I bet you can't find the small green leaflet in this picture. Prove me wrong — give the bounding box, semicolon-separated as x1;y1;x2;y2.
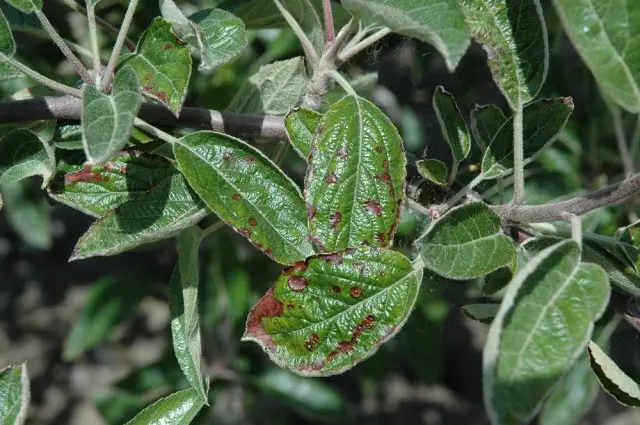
416;159;447;186
174;131;315;265
3;0;41;14
342;0;470;71
305;95;406;252
123;388;205;425
461;303;499;324
284;108;321;159
459;0;548;109
227;57;308;115
82;67;141;166
417;203;515;280
484;240;610;425
0;128;54;188
588;340;640;407
0;363;29;425
471;104;506;153
0;7;15;56
119;18;192;117
243;247;422;376
481;98;574;179
169;227;208;403
432;86;470;178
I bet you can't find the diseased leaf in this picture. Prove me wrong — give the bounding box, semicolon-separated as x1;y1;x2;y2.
0;128;54;188
305;95;406;252
481;98;574;179
243;247;423;376
417;203;515;280
588;340;640;407
471;104;506;152
82;67;141;165
174;131;314;265
461;303;499;324
416;159;447;186
119;18;191;117
170;227;207;402
63;275;150;361
0;7;15;56
227;57;308;115
284;108;321;159
459;0;548;109
123;388;204;425
553;0;640;113
484;240;610;425
2;180;51;249
432;87;471;177
4;0;41;14
342;0;470;71
0;363;29;425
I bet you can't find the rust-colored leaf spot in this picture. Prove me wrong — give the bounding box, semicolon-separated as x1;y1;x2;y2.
283;260;309;275
329;211;342;228
307;204;317;220
249;217;258;227
164;42;173;50
375;146;384;153
143;83;156;91
264;249;274;259
238;228;250;239
379;271;386;278
286;303;295;310
64;166;110;185
379;172;391;183
375;233;386;244
288;276;308;292
350;287;362;298
245;287;284;351
325;172;337;184
331;285;341;294
364;200;382;216
337;147;348;159
352;314;376;339
382;159;389;169
323;251;345;265
232;193;241;201
223;152;234;161
144;72;153;81
304;333;320;351
176;38;188;45
154;91;168;104
337;340;354;353
244;155;254;163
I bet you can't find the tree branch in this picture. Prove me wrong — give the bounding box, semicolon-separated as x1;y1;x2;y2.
0;96;287;139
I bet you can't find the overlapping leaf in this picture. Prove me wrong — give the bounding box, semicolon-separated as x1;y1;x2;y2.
4;0;41;14
342;0;470;71
459;0;548;109
416;159;447;186
82;67;141;165
243;247;423;376
305;95;406;252
2;181;51;249
417;203;515;280
119;18;191;116
0;7;15;56
174;131;314;265
588;340;640;407
471;104;506;152
461;303;499;324
0;363;29;425
0;128;54;188
484;240;610;425
284;108;321;159
124;388;205;425
432;86;471;177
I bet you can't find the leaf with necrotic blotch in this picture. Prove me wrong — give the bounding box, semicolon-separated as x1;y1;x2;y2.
243;246;422;376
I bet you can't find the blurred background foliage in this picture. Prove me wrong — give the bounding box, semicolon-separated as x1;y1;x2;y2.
1;0;640;424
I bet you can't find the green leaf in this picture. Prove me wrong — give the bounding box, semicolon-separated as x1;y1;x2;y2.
470;104;506;152
432;86;471;176
484;240;610;425
174;131;314;265
481;97;574;179
417;203;515;280
342;0;470;71
553;1;640;113
461;303;499;324
82;67;141;166
459;0;548;109
284;108;321;159
0;128;54;188
119;18;192;117
0;363;29;425
227;57;308;114
244;247;422;376
51;124;83;150
63;275;150;361
481;258;517;296
3;0;41;14
588;340;640;407
0;7;15;56
1;181;51;249
123;388;204;425
70;169;207;261
0;3;40;31
169;227;207;403
416;159;447;186
48;151;181;218
306;95;406;251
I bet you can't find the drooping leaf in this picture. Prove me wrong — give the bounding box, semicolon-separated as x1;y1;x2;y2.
416;159;448;186
119;18;191;117
169;227;207;402
174;131;314;265
305;95;406;252
471;104;506;152
0;363;29;425
484;240;610;425
243;247;423;376
459;0;548;109
553;0;640;113
284;108;322;159
481;97;574;179
123;388;205;425
70;168;207;261
432;86;471;175
82;67;141;165
588;340;640;407
227;57;308;115
342;0;470;71
0;128;54;188
461;303;499;324
63;275;150;361
0;7;15;56
1;180;51;249
3;0;41;14
417;203;515;280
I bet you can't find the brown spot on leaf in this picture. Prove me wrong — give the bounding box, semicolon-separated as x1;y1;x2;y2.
337;148;348;159
364;200;382;216
287;303;295;310
337;340;354;353
382;159;389;169
283;260;309;275
143;83;156;91
307;204;317;220
379;271;386;278
379;172;391;183
304;333;320;351
350;287;362;298
331;285;341;294
249;217;257;227
323;252;344;265
330;211;342;228
164;42;173;50
325;172;337;184
244;155;254;163
352;315;376;339
244;287;283;351
64;166;109;185
232;193;241;201
375;146;384;153
264;249;274;259
375;233;386;244
237;228;250;239
288;276;308;292
144;72;153;81
176;38;188;45
223;152;234;161
154;91;168;104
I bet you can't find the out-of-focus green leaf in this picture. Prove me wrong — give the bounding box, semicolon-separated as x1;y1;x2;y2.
0;363;29;425
284;108;321;159
461;303;499;324
93;391;146;425
416;159;447;186
4;0;41;14
1;180;51;249
123;388;204;425
471;104;506;152
0;128;54;188
0;7;15;56
432;86;471;175
588;340;640;407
